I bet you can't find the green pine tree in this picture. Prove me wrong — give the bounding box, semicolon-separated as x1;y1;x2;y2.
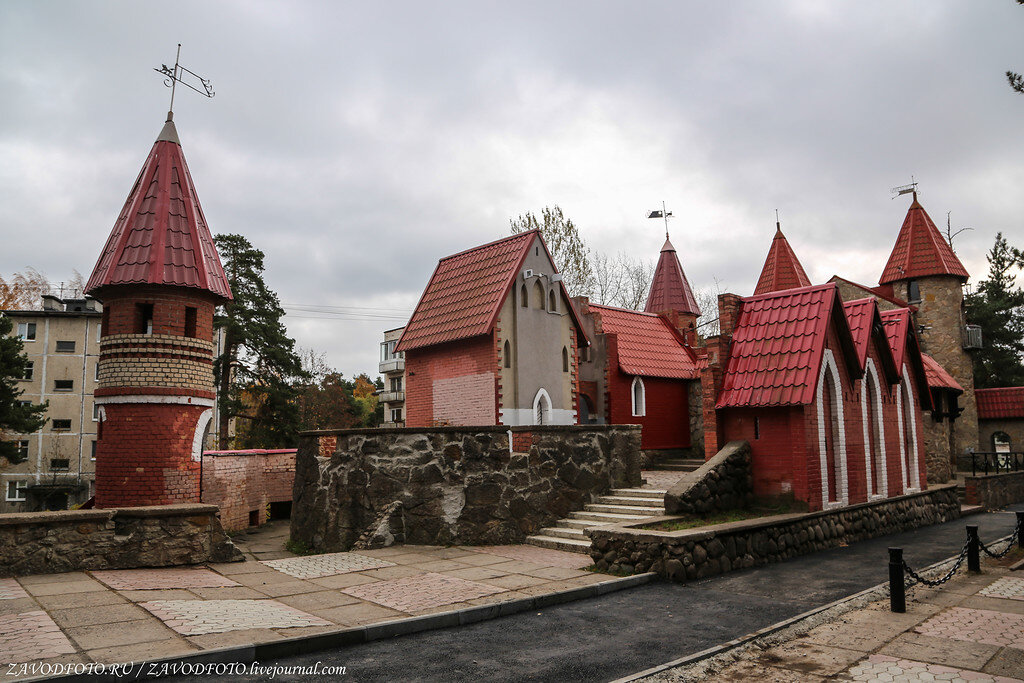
965;233;1024;388
0;315;48;463
213;234;308;449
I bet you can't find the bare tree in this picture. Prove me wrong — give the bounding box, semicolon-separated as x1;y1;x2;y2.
618;256;654;310
694;278;724;337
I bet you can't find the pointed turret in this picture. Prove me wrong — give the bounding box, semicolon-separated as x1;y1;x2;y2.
878;193;968;285
85;113;231;302
754;225;812;295
645;238;701;316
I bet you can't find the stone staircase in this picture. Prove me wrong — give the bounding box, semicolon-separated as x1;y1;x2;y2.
526;488;666;554
655;457;705;472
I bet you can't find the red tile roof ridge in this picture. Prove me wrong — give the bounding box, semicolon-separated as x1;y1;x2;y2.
976;386;1024;419
828;275;915;311
589;302;662;317
743;281;833;303
437;229;541;263
753;225;813;296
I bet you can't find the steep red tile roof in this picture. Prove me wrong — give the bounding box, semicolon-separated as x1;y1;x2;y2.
879;308;933;410
397;231;587;352
841;298;899;383
753;226;812;295
589;304;698;379
976;387;1024;419
921;354;963;394
644;237;701;316
716;283;859;408
85;116;231;301
879;194;969;284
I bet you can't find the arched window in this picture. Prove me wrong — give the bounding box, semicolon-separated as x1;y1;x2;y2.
993;431;1011;453
816;350;847;507
503;340;512;369
861;360;887;498
562;346;569;372
533;388;551;425
532;281;545;309
548;290;557;312
520;283;528;308
631;377;646;417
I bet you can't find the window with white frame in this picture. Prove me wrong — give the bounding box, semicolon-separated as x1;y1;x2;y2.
631;377;646;417
17;323;36;341
390;408;403;423
21;362;33;381
92;404;101;421
6;481;27;502
16;441;29;460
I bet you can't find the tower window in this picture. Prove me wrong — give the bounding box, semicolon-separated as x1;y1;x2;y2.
549;290;557;312
184;307;197;337
504;340;512;368
136;303;154;335
907;280;921;303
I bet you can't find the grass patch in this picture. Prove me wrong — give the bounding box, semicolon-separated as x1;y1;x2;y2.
284;538;321;556
640;500;802;532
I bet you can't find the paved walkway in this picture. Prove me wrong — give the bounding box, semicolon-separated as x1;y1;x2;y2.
647;546;1024;682
0;523;618;677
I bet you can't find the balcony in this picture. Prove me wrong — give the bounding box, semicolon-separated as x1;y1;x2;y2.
962;325;982;350
379;391;405;404
379;358;405;374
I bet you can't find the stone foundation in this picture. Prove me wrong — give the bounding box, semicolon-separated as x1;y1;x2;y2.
589;484;960;580
964;471;1024;510
0;504;242;577
664;440;753;515
291;425;642;552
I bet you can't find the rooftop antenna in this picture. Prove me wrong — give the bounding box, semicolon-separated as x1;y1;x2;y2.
647;201;673;240
154;44;215;119
890;176;918;200
775;208;781;231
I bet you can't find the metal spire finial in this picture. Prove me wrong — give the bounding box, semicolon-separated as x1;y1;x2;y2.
154;44;215;118
647;201;673;240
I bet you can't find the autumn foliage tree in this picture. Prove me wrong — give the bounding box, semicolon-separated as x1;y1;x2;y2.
294;350;382;430
511;206;595;297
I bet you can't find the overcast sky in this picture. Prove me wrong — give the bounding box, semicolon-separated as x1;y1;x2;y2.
2;1;1022;378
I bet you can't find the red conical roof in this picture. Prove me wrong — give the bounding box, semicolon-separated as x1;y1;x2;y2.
753;226;812;295
879;194;968;285
85;115;232;301
644;237;701;316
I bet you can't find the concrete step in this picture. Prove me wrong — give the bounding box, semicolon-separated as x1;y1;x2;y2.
536;526;588;540
584;503;665;516
569;510;654;523
526;534;592;554
557;518;607;530
650;463;701;472
596;495;665;508
609;488;665;499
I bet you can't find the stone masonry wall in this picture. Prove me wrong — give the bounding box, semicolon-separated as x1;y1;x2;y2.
589;484;960;580
664;440;752;515
0;504;242;577
978;418;1024;454
291;425;642;552
964;472;1024;510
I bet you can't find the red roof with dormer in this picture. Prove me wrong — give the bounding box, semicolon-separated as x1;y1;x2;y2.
879;307;933;409
754;226;812;296
85;117;231;301
589;304;698;379
716;283;860;408
645;237;701;316
397;230;586;352
842;298;899;381
975;387;1024;419
879;194;969;285
921;354;964;394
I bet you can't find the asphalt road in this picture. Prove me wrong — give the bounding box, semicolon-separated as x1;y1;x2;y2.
163;506;1022;683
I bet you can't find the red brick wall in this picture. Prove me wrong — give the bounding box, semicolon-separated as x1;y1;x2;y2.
100;286;217;340
606;366;691;449
199;449;297;532
95;402;204;507
405;335;498;427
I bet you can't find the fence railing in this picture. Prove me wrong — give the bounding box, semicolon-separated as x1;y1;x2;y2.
889;511;1023;612
967;451;1024;476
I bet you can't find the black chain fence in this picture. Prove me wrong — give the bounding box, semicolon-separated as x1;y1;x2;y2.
889;511;1023;613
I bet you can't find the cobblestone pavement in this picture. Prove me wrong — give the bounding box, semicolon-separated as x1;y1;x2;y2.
92;568;240;590
640;470;684;491
140;599;331;635
846;654;1020;683
0;578;28;600
979;576;1024;601
342;572;503;612
0;611;75;663
914;606;1024;649
261;551;395;579
470;544;594;569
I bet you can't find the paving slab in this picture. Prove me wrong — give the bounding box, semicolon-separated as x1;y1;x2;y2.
0;611;76;663
23;579;104;597
49;603;153;629
32;590;127;610
92;568;240;591
914;606;1024;649
979;576;1024;601
471;544;594;569
0;578;29;600
846;654;1020;683
308;601;405;626
260;552;396;579
140;599;331;635
341;572;503;612
64;616;174;651
85;638;198;666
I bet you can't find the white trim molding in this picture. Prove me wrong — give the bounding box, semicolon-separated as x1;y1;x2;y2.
860;358;888;499
895;366;921;493
532;388;552;425
191;409;213;462
816;349;849;509
93;395;215;408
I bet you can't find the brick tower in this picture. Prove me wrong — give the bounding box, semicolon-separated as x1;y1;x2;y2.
85;113;232;508
645;235;702;344
878;192;978;458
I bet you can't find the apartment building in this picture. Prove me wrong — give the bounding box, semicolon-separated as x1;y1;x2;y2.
379;327;406;427
2;295;102;512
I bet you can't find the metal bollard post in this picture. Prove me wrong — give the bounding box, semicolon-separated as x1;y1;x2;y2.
889;547;906;613
967;525;980;572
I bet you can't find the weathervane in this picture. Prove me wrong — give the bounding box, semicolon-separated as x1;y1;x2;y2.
154;44;215;117
890;176;918;200
647;201;673;240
